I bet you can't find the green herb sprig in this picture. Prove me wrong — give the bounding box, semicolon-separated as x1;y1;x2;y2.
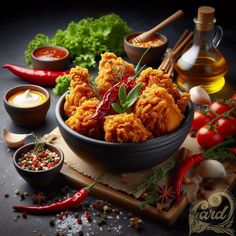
32;133;45;153
136;160;176;209
204;137;236;161
111;82;142;113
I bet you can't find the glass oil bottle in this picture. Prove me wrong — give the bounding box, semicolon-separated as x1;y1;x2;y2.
175;6;228;94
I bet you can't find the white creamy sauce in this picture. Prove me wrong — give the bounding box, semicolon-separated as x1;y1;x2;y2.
12;89;40;106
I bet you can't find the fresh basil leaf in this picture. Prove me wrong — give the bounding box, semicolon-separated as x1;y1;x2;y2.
112;103;125;113
126;83;142;107
118;83;127;106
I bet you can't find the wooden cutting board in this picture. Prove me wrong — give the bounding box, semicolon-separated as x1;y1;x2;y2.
47;129;236;227
61;165;188;226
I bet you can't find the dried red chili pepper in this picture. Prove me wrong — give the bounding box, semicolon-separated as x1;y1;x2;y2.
175;153;205;201
92;78;136;121
13;173;104;214
3;64;70;87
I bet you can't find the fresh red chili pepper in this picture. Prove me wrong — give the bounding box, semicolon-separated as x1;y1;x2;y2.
92;78;136;121
175;153;205;202
13;187;88;214
3;64;70;87
13;172;104;214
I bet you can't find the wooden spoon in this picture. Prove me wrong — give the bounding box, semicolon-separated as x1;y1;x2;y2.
2;128;33;148
130;10;184;44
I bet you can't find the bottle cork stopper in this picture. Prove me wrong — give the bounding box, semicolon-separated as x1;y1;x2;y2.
195;6;215;31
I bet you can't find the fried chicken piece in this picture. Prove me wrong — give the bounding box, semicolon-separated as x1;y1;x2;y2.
99;52;135;74
177;92;191;114
135;85;183;137
136;67;190;113
64;66;95;117
65;98;103;139
95;52;135;95
69;66;90;89
104;113;152;143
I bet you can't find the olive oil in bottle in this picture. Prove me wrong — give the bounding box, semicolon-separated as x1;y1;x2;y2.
175;6;228;94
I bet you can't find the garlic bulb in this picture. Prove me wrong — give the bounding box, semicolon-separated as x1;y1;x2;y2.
189;86;211;105
198;160;227;178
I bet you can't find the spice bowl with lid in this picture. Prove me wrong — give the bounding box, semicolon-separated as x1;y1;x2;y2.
3;84;50;127
124;32;168;65
31;45;70;71
13;142;64;188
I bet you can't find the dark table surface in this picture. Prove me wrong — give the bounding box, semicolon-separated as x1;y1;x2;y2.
0;1;235;235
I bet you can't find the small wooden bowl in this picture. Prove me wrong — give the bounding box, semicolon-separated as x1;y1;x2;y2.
13;143;64;188
3;85;50;127
31;45;70;71
124;32;168;65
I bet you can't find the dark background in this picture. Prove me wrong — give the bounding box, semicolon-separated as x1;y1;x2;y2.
0;0;235;235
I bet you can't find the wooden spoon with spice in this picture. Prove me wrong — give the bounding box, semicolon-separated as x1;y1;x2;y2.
130;10;184;44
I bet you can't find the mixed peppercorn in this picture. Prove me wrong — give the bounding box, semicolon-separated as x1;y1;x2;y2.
17;148;60;171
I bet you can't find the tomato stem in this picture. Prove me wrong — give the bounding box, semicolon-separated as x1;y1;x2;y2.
204;137;236;159
207;106;235;126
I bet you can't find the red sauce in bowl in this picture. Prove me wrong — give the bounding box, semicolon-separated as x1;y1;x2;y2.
34;47;67;61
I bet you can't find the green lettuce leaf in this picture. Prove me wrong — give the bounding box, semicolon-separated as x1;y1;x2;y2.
25;14;131;69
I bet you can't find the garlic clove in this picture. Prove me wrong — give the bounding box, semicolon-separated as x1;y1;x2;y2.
189;86;211;105
2;128;32;148
198;159;227;178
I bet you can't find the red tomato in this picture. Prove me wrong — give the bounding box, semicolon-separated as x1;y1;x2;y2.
191;110;213;131
231;94;236;101
196;126;224;149
215;117;236;137
209;101;231;116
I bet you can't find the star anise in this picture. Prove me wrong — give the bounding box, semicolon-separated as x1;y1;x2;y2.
157;185;176;205
31;192;48;205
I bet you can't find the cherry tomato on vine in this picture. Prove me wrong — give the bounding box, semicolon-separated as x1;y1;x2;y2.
215;117;236;137
191;110;213;131
196;125;224;149
231;94;236;101
209;101;231;116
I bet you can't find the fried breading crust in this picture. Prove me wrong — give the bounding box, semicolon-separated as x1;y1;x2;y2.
135;85;183;137
104;113;152;143
95;53;135;95
136;67;190;113
64;66;95;117
65;98;103;139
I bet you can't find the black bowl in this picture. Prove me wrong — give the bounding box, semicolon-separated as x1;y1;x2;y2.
55;93;194;172
13;143;64;188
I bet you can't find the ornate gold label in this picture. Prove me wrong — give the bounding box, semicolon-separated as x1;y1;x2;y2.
189;189;235;236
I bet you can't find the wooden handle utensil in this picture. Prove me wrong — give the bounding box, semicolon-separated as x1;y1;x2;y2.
130;10;184;44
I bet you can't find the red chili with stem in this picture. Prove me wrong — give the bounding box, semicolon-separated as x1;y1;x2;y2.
175;153;205;202
13;173;104;214
3;64;70;87
91;78;136;121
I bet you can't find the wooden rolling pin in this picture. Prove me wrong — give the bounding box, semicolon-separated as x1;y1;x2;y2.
130;10;184;44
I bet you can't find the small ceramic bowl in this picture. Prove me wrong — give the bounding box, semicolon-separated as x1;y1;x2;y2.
124;32;168;65
31;45;70;71
3;84;50;127
13;142;64;188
